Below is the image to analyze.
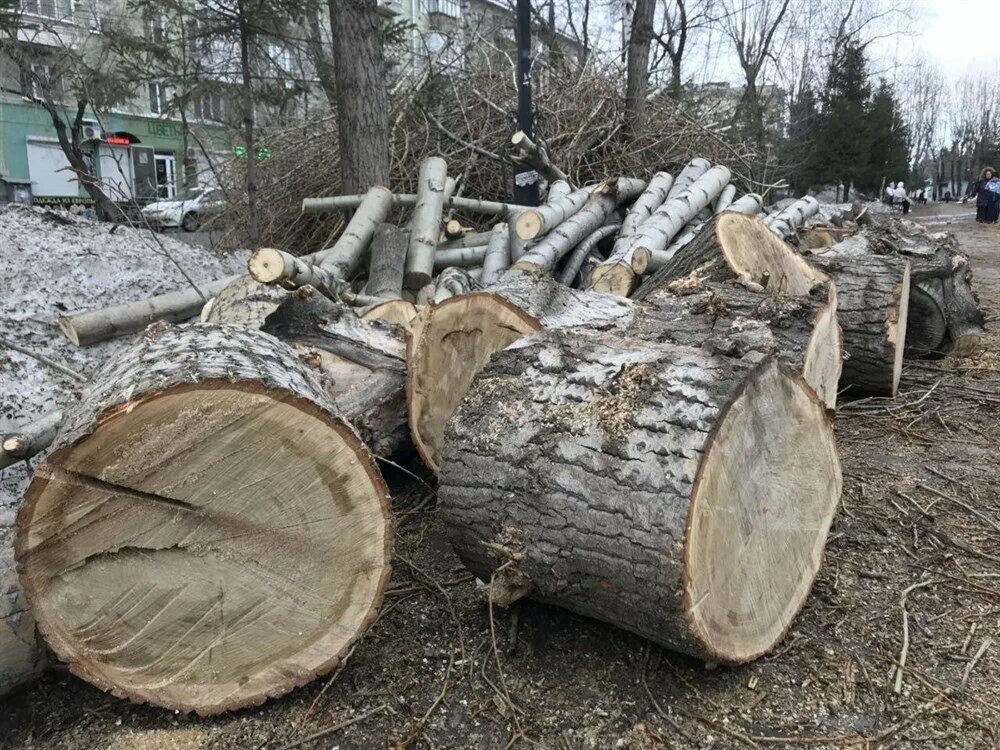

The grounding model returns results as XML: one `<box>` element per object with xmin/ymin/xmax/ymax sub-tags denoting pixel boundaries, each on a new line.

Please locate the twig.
<box><xmin>961</xmin><ymin>637</ymin><xmax>993</xmax><ymax>692</ymax></box>
<box><xmin>398</xmin><ymin>652</ymin><xmax>455</xmax><ymax>747</ymax></box>
<box><xmin>895</xmin><ymin>578</ymin><xmax>938</xmax><ymax>694</ymax></box>
<box><xmin>0</xmin><ymin>336</ymin><xmax>86</xmax><ymax>382</ymax></box>
<box><xmin>277</xmin><ymin>703</ymin><xmax>387</xmax><ymax>750</ymax></box>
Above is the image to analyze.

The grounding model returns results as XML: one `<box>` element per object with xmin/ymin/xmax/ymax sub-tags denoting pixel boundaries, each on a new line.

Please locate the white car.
<box><xmin>141</xmin><ymin>188</ymin><xmax>223</xmax><ymax>232</ymax></box>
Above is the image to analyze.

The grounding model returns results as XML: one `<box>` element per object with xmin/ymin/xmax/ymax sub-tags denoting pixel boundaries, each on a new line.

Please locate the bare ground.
<box><xmin>1</xmin><ymin>202</ymin><xmax>998</xmax><ymax>750</ymax></box>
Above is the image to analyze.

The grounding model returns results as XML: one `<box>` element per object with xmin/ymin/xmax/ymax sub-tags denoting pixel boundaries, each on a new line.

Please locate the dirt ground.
<box><xmin>1</xmin><ymin>202</ymin><xmax>998</xmax><ymax>750</ymax></box>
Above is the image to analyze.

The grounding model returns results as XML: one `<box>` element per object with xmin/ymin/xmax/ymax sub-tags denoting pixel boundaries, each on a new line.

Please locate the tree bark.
<box><xmin>16</xmin><ymin>324</ymin><xmax>391</xmax><ymax>715</ymax></box>
<box><xmin>2</xmin><ymin>511</ymin><xmax>48</xmax><ymax>697</ymax></box>
<box><xmin>329</xmin><ymin>0</ymin><xmax>391</xmax><ymax>194</ymax></box>
<box><xmin>1</xmin><ymin>412</ymin><xmax>62</xmax><ymax>470</ymax></box>
<box><xmin>480</xmin><ymin>223</ymin><xmax>512</xmax><ymax>286</ymax></box>
<box><xmin>404</xmin><ymin>157</ymin><xmax>449</xmax><ymax>291</ymax></box>
<box><xmin>315</xmin><ymin>186</ymin><xmax>394</xmax><ymax>280</ymax></box>
<box><xmin>366</xmin><ymin>223</ymin><xmax>409</xmax><ymax>300</ymax></box>
<box><xmin>513</xmin><ymin>186</ymin><xmax>593</xmax><ymax>241</ymax></box>
<box><xmin>665</xmin><ymin>157</ymin><xmax>711</xmax><ymax>200</ymax></box>
<box><xmin>439</xmin><ymin>329</ymin><xmax>841</xmax><ymax>662</ymax></box>
<box><xmin>767</xmin><ymin>196</ymin><xmax>820</xmax><ymax>239</ymax></box>
<box><xmin>607</xmin><ymin>171</ymin><xmax>674</xmax><ymax>265</ymax></box>
<box><xmin>624</xmin><ymin>0</ymin><xmax>656</xmax><ymax>131</ymax></box>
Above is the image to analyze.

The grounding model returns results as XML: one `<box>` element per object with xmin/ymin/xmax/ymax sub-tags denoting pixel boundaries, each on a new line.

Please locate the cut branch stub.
<box><xmin>16</xmin><ymin>324</ymin><xmax>391</xmax><ymax>715</ymax></box>
<box><xmin>439</xmin><ymin>329</ymin><xmax>842</xmax><ymax>663</ymax></box>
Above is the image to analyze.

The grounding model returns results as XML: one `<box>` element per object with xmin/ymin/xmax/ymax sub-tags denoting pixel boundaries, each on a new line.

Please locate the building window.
<box><xmin>145</xmin><ymin>12</ymin><xmax>165</xmax><ymax>43</ymax></box>
<box><xmin>148</xmin><ymin>82</ymin><xmax>168</xmax><ymax>114</ymax></box>
<box><xmin>20</xmin><ymin>0</ymin><xmax>57</xmax><ymax>18</ymax></box>
<box><xmin>193</xmin><ymin>90</ymin><xmax>225</xmax><ymax>122</ymax></box>
<box><xmin>422</xmin><ymin>0</ymin><xmax>460</xmax><ymax>17</ymax></box>
<box><xmin>20</xmin><ymin>63</ymin><xmax>62</xmax><ymax>102</ymax></box>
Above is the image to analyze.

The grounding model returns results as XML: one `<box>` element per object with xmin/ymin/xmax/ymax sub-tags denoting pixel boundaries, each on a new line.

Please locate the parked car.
<box><xmin>141</xmin><ymin>188</ymin><xmax>224</xmax><ymax>232</ymax></box>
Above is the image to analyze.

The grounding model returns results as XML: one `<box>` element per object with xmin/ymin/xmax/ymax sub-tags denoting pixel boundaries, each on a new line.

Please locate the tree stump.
<box><xmin>16</xmin><ymin>324</ymin><xmax>391</xmax><ymax>715</ymax></box>
<box><xmin>439</xmin><ymin>329</ymin><xmax>841</xmax><ymax>663</ymax></box>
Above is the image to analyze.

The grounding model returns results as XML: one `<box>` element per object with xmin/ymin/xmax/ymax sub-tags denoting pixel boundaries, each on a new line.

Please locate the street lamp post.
<box><xmin>513</xmin><ymin>0</ymin><xmax>540</xmax><ymax>206</ymax></box>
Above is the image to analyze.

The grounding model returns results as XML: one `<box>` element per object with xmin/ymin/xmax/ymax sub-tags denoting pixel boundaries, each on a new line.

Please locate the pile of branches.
<box><xmin>214</xmin><ymin>59</ymin><xmax>761</xmax><ymax>252</ymax></box>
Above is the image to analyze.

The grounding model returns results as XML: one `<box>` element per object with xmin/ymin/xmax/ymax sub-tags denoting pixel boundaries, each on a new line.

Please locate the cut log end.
<box><xmin>17</xmin><ymin>332</ymin><xmax>392</xmax><ymax>715</ymax></box>
<box><xmin>684</xmin><ymin>359</ymin><xmax>842</xmax><ymax>663</ymax></box>
<box><xmin>514</xmin><ymin>211</ymin><xmax>544</xmax><ymax>241</ymax></box>
<box><xmin>589</xmin><ymin>264</ymin><xmax>635</xmax><ymax>297</ymax></box>
<box><xmin>891</xmin><ymin>264</ymin><xmax>911</xmax><ymax>397</ymax></box>
<box><xmin>247</xmin><ymin>248</ymin><xmax>290</xmax><ymax>284</ymax></box>
<box><xmin>801</xmin><ymin>284</ymin><xmax>843</xmax><ymax>410</ymax></box>
<box><xmin>407</xmin><ymin>294</ymin><xmax>542</xmax><ymax>472</ymax></box>
<box><xmin>717</xmin><ymin>213</ymin><xmax>828</xmax><ymax>295</ymax></box>
<box><xmin>361</xmin><ymin>300</ymin><xmax>419</xmax><ymax>331</ymax></box>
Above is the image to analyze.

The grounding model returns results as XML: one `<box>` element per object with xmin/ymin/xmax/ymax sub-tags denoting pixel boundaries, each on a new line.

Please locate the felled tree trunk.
<box><xmin>665</xmin><ymin>157</ymin><xmax>711</xmax><ymax>199</ymax></box>
<box><xmin>404</xmin><ymin>157</ymin><xmax>449</xmax><ymax>291</ymax></box>
<box><xmin>634</xmin><ymin>213</ymin><xmax>828</xmax><ymax>298</ymax></box>
<box><xmin>439</xmin><ymin>329</ymin><xmax>841</xmax><ymax>663</ymax></box>
<box><xmin>907</xmin><ymin>280</ymin><xmax>948</xmax><ymax>357</ymax></box>
<box><xmin>261</xmin><ymin>289</ymin><xmax>410</xmax><ymax>457</ymax></box>
<box><xmin>633</xmin><ymin>279</ymin><xmax>842</xmax><ymax>409</ymax></box>
<box><xmin>767</xmin><ymin>196</ymin><xmax>820</xmax><ymax>239</ymax></box>
<box><xmin>406</xmin><ymin>272</ymin><xmax>635</xmax><ymax>472</ymax></box>
<box><xmin>807</xmin><ymin>237</ymin><xmax>911</xmax><ymax>397</ymax></box>
<box><xmin>479</xmin><ymin>223</ymin><xmax>511</xmax><ymax>286</ymax></box>
<box><xmin>1</xmin><ymin>411</ymin><xmax>62</xmax><ymax>470</ymax></box>
<box><xmin>16</xmin><ymin>324</ymin><xmax>392</xmax><ymax>715</ymax></box>
<box><xmin>315</xmin><ymin>186</ymin><xmax>393</xmax><ymax>280</ymax></box>
<box><xmin>606</xmin><ymin>171</ymin><xmax>673</xmax><ymax>262</ymax></box>
<box><xmin>2</xmin><ymin>513</ymin><xmax>48</xmax><ymax>697</ymax></box>
<box><xmin>513</xmin><ymin>186</ymin><xmax>594</xmax><ymax>241</ymax></box>
<box><xmin>202</xmin><ymin>276</ymin><xmax>292</xmax><ymax>328</ymax></box>
<box><xmin>655</xmin><ymin>193</ymin><xmax>764</xmax><ymax>267</ymax></box>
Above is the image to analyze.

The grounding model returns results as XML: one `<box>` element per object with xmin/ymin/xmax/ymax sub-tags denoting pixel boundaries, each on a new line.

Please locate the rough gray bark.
<box><xmin>203</xmin><ymin>276</ymin><xmax>292</xmax><ymax>329</ymax></box>
<box><xmin>439</xmin><ymin>329</ymin><xmax>841</xmax><ymax>662</ymax></box>
<box><xmin>2</xmin><ymin>510</ymin><xmax>48</xmax><ymax>697</ymax></box>
<box><xmin>366</xmin><ymin>223</ymin><xmax>409</xmax><ymax>300</ymax></box>
<box><xmin>329</xmin><ymin>0</ymin><xmax>391</xmax><ymax>193</ymax></box>
<box><xmin>808</xmin><ymin>239</ymin><xmax>910</xmax><ymax>397</ymax></box>
<box><xmin>17</xmin><ymin>323</ymin><xmax>391</xmax><ymax>715</ymax></box>
<box><xmin>434</xmin><ymin>267</ymin><xmax>482</xmax><ymax>302</ymax></box>
<box><xmin>624</xmin><ymin>0</ymin><xmax>656</xmax><ymax>130</ymax></box>
<box><xmin>1</xmin><ymin>412</ymin><xmax>62</xmax><ymax>469</ymax></box>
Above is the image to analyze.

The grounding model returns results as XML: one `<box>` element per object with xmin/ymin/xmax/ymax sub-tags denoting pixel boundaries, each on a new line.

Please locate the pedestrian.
<box><xmin>892</xmin><ymin>181</ymin><xmax>910</xmax><ymax>215</ymax></box>
<box><xmin>964</xmin><ymin>166</ymin><xmax>1000</xmax><ymax>222</ymax></box>
<box><xmin>884</xmin><ymin>183</ymin><xmax>894</xmax><ymax>204</ymax></box>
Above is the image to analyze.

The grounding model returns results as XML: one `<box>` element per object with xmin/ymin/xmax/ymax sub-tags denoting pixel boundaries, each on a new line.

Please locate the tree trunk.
<box><xmin>634</xmin><ymin>213</ymin><xmax>827</xmax><ymax>299</ymax></box>
<box><xmin>656</xmin><ymin>193</ymin><xmax>763</xmax><ymax>267</ymax></box>
<box><xmin>202</xmin><ymin>276</ymin><xmax>292</xmax><ymax>329</ymax></box>
<box><xmin>2</xmin><ymin>510</ymin><xmax>48</xmax><ymax>697</ymax></box>
<box><xmin>624</xmin><ymin>0</ymin><xmax>656</xmax><ymax>131</ymax></box>
<box><xmin>406</xmin><ymin>272</ymin><xmax>636</xmax><ymax>472</ymax></box>
<box><xmin>606</xmin><ymin>171</ymin><xmax>674</xmax><ymax>266</ymax></box>
<box><xmin>315</xmin><ymin>186</ymin><xmax>394</xmax><ymax>280</ymax></box>
<box><xmin>479</xmin><ymin>223</ymin><xmax>511</xmax><ymax>286</ymax></box>
<box><xmin>513</xmin><ymin>186</ymin><xmax>593</xmax><ymax>241</ymax></box>
<box><xmin>329</xmin><ymin>0</ymin><xmax>391</xmax><ymax>194</ymax></box>
<box><xmin>767</xmin><ymin>196</ymin><xmax>820</xmax><ymax>240</ymax></box>
<box><xmin>665</xmin><ymin>157</ymin><xmax>711</xmax><ymax>200</ymax></box>
<box><xmin>236</xmin><ymin>0</ymin><xmax>260</xmax><ymax>246</ymax></box>
<box><xmin>16</xmin><ymin>324</ymin><xmax>391</xmax><ymax>715</ymax></box>
<box><xmin>439</xmin><ymin>329</ymin><xmax>841</xmax><ymax>662</ymax></box>
<box><xmin>366</xmin><ymin>223</ymin><xmax>410</xmax><ymax>300</ymax></box>
<box><xmin>1</xmin><ymin>412</ymin><xmax>62</xmax><ymax>470</ymax></box>
<box><xmin>807</xmin><ymin>237</ymin><xmax>910</xmax><ymax>397</ymax></box>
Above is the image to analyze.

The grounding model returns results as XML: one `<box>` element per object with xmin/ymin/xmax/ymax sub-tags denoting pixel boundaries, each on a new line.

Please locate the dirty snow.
<box><xmin>0</xmin><ymin>204</ymin><xmax>247</xmax><ymax>514</ymax></box>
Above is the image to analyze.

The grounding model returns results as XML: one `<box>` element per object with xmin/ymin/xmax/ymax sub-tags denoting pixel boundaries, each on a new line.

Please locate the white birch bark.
<box><xmin>714</xmin><ymin>184</ymin><xmax>737</xmax><ymax>213</ymax></box>
<box><xmin>513</xmin><ymin>186</ymin><xmax>593</xmax><ymax>241</ymax></box>
<box><xmin>249</xmin><ymin>248</ymin><xmax>350</xmax><ymax>298</ymax></box>
<box><xmin>436</xmin><ymin>231</ymin><xmax>493</xmax><ymax>250</ymax></box>
<box><xmin>608</xmin><ymin>171</ymin><xmax>673</xmax><ymax>263</ymax></box>
<box><xmin>315</xmin><ymin>186</ymin><xmax>393</xmax><ymax>279</ymax></box>
<box><xmin>303</xmin><ymin>194</ymin><xmax>518</xmax><ymax>217</ymax></box>
<box><xmin>665</xmin><ymin>157</ymin><xmax>711</xmax><ymax>199</ymax></box>
<box><xmin>558</xmin><ymin>223</ymin><xmax>621</xmax><ymax>287</ymax></box>
<box><xmin>404</xmin><ymin>157</ymin><xmax>450</xmax><ymax>290</ymax></box>
<box><xmin>650</xmin><ymin>193</ymin><xmax>764</xmax><ymax>271</ymax></box>
<box><xmin>546</xmin><ymin>179</ymin><xmax>572</xmax><ymax>202</ymax></box>
<box><xmin>434</xmin><ymin>244</ymin><xmax>488</xmax><ymax>269</ymax></box>
<box><xmin>768</xmin><ymin>196</ymin><xmax>820</xmax><ymax>239</ymax></box>
<box><xmin>511</xmin><ymin>130</ymin><xmax>572</xmax><ymax>186</ymax></box>
<box><xmin>434</xmin><ymin>267</ymin><xmax>481</xmax><ymax>302</ymax></box>
<box><xmin>590</xmin><ymin>165</ymin><xmax>732</xmax><ymax>295</ymax></box>
<box><xmin>480</xmin><ymin>223</ymin><xmax>511</xmax><ymax>286</ymax></box>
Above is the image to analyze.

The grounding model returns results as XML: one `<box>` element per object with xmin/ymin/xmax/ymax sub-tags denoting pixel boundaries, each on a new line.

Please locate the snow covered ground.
<box><xmin>0</xmin><ymin>204</ymin><xmax>247</xmax><ymax>517</ymax></box>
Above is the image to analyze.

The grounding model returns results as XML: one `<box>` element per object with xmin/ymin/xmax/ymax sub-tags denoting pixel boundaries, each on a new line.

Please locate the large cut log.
<box><xmin>807</xmin><ymin>236</ymin><xmax>910</xmax><ymax>397</ymax></box>
<box><xmin>16</xmin><ymin>324</ymin><xmax>391</xmax><ymax>715</ymax></box>
<box><xmin>634</xmin><ymin>212</ymin><xmax>828</xmax><ymax>298</ymax></box>
<box><xmin>591</xmin><ymin>166</ymin><xmax>732</xmax><ymax>295</ymax></box>
<box><xmin>404</xmin><ymin>157</ymin><xmax>449</xmax><ymax>290</ymax></box>
<box><xmin>262</xmin><ymin>290</ymin><xmax>410</xmax><ymax>457</ymax></box>
<box><xmin>633</xmin><ymin>279</ymin><xmax>842</xmax><ymax>409</ymax></box>
<box><xmin>202</xmin><ymin>276</ymin><xmax>291</xmax><ymax>327</ymax></box>
<box><xmin>406</xmin><ymin>272</ymin><xmax>635</xmax><ymax>472</ymax></box>
<box><xmin>59</xmin><ymin>276</ymin><xmax>236</xmax><ymax>347</ymax></box>
<box><xmin>439</xmin><ymin>329</ymin><xmax>842</xmax><ymax>662</ymax></box>
<box><xmin>907</xmin><ymin>280</ymin><xmax>948</xmax><ymax>357</ymax></box>
<box><xmin>361</xmin><ymin>299</ymin><xmax>419</xmax><ymax>331</ymax></box>
<box><xmin>654</xmin><ymin>193</ymin><xmax>764</xmax><ymax>270</ymax></box>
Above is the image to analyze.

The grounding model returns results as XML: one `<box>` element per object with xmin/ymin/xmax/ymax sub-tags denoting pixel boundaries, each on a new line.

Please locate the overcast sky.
<box><xmin>885</xmin><ymin>0</ymin><xmax>1000</xmax><ymax>79</ymax></box>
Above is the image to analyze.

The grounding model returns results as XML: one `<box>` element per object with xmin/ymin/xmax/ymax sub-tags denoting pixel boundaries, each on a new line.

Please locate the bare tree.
<box><xmin>624</xmin><ymin>0</ymin><xmax>656</xmax><ymax>130</ymax></box>
<box><xmin>900</xmin><ymin>59</ymin><xmax>945</xmax><ymax>178</ymax></box>
<box><xmin>329</xmin><ymin>0</ymin><xmax>391</xmax><ymax>194</ymax></box>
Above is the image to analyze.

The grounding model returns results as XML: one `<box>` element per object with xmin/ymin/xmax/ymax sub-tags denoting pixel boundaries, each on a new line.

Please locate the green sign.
<box><xmin>233</xmin><ymin>146</ymin><xmax>272</xmax><ymax>160</ymax></box>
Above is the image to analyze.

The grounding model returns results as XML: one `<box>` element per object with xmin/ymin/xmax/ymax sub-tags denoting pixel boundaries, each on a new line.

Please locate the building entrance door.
<box><xmin>154</xmin><ymin>153</ymin><xmax>176</xmax><ymax>199</ymax></box>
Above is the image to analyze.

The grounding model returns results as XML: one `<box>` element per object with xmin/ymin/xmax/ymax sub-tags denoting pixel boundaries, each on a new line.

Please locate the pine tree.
<box><xmin>782</xmin><ymin>86</ymin><xmax>821</xmax><ymax>193</ymax></box>
<box><xmin>860</xmin><ymin>81</ymin><xmax>910</xmax><ymax>194</ymax></box>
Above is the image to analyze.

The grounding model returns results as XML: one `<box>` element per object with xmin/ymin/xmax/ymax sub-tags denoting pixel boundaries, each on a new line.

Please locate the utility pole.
<box><xmin>513</xmin><ymin>0</ymin><xmax>540</xmax><ymax>206</ymax></box>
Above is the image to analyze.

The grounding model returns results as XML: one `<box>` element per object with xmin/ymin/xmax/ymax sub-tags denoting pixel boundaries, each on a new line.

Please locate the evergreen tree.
<box><xmin>860</xmin><ymin>81</ymin><xmax>910</xmax><ymax>194</ymax></box>
<box><xmin>808</xmin><ymin>41</ymin><xmax>871</xmax><ymax>198</ymax></box>
<box><xmin>782</xmin><ymin>86</ymin><xmax>821</xmax><ymax>193</ymax></box>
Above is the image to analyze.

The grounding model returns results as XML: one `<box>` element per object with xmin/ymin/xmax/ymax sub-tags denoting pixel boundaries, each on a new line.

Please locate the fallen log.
<box><xmin>665</xmin><ymin>157</ymin><xmax>711</xmax><ymax>199</ymax></box>
<box><xmin>439</xmin><ymin>329</ymin><xmax>841</xmax><ymax>662</ymax></box>
<box><xmin>202</xmin><ymin>276</ymin><xmax>291</xmax><ymax>327</ymax></box>
<box><xmin>406</xmin><ymin>272</ymin><xmax>635</xmax><ymax>472</ymax></box>
<box><xmin>436</xmin><ymin>231</ymin><xmax>493</xmax><ymax>251</ymax></box>
<box><xmin>654</xmin><ymin>193</ymin><xmax>763</xmax><ymax>269</ymax></box>
<box><xmin>605</xmin><ymin>171</ymin><xmax>674</xmax><ymax>271</ymax></box>
<box><xmin>314</xmin><ymin>186</ymin><xmax>393</xmax><ymax>279</ymax></box>
<box><xmin>360</xmin><ymin>299</ymin><xmax>419</xmax><ymax>331</ymax></box>
<box><xmin>2</xmin><ymin>506</ymin><xmax>48</xmax><ymax>697</ymax></box>
<box><xmin>714</xmin><ymin>184</ymin><xmax>737</xmax><ymax>213</ymax></box>
<box><xmin>480</xmin><ymin>223</ymin><xmax>511</xmax><ymax>286</ymax></box>
<box><xmin>434</xmin><ymin>267</ymin><xmax>481</xmax><ymax>302</ymax></box>
<box><xmin>558</xmin><ymin>222</ymin><xmax>621</xmax><ymax>287</ymax></box>
<box><xmin>434</xmin><ymin>244</ymin><xmax>488</xmax><ymax>269</ymax></box>
<box><xmin>907</xmin><ymin>280</ymin><xmax>948</xmax><ymax>357</ymax></box>
<box><xmin>405</xmin><ymin>157</ymin><xmax>450</xmax><ymax>291</ymax></box>
<box><xmin>511</xmin><ymin>131</ymin><xmax>572</xmax><ymax>187</ymax></box>
<box><xmin>16</xmin><ymin>323</ymin><xmax>392</xmax><ymax>715</ymax></box>
<box><xmin>302</xmin><ymin>194</ymin><xmax>522</xmax><ymax>217</ymax></box>
<box><xmin>546</xmin><ymin>179</ymin><xmax>573</xmax><ymax>202</ymax></box>
<box><xmin>513</xmin><ymin>186</ymin><xmax>593</xmax><ymax>241</ymax></box>
<box><xmin>591</xmin><ymin>165</ymin><xmax>732</xmax><ymax>295</ymax></box>
<box><xmin>807</xmin><ymin>236</ymin><xmax>910</xmax><ymax>397</ymax></box>
<box><xmin>767</xmin><ymin>196</ymin><xmax>820</xmax><ymax>239</ymax></box>
<box><xmin>1</xmin><ymin>411</ymin><xmax>62</xmax><ymax>470</ymax></box>
<box><xmin>634</xmin><ymin>212</ymin><xmax>827</xmax><ymax>298</ymax></box>
<box><xmin>633</xmin><ymin>279</ymin><xmax>842</xmax><ymax>409</ymax></box>
<box><xmin>365</xmin><ymin>223</ymin><xmax>409</xmax><ymax>300</ymax></box>
<box><xmin>58</xmin><ymin>276</ymin><xmax>236</xmax><ymax>347</ymax></box>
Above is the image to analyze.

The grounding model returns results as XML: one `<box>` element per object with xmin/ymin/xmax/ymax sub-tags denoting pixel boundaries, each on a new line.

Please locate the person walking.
<box><xmin>964</xmin><ymin>166</ymin><xmax>999</xmax><ymax>222</ymax></box>
<box><xmin>892</xmin><ymin>181</ymin><xmax>910</xmax><ymax>215</ymax></box>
